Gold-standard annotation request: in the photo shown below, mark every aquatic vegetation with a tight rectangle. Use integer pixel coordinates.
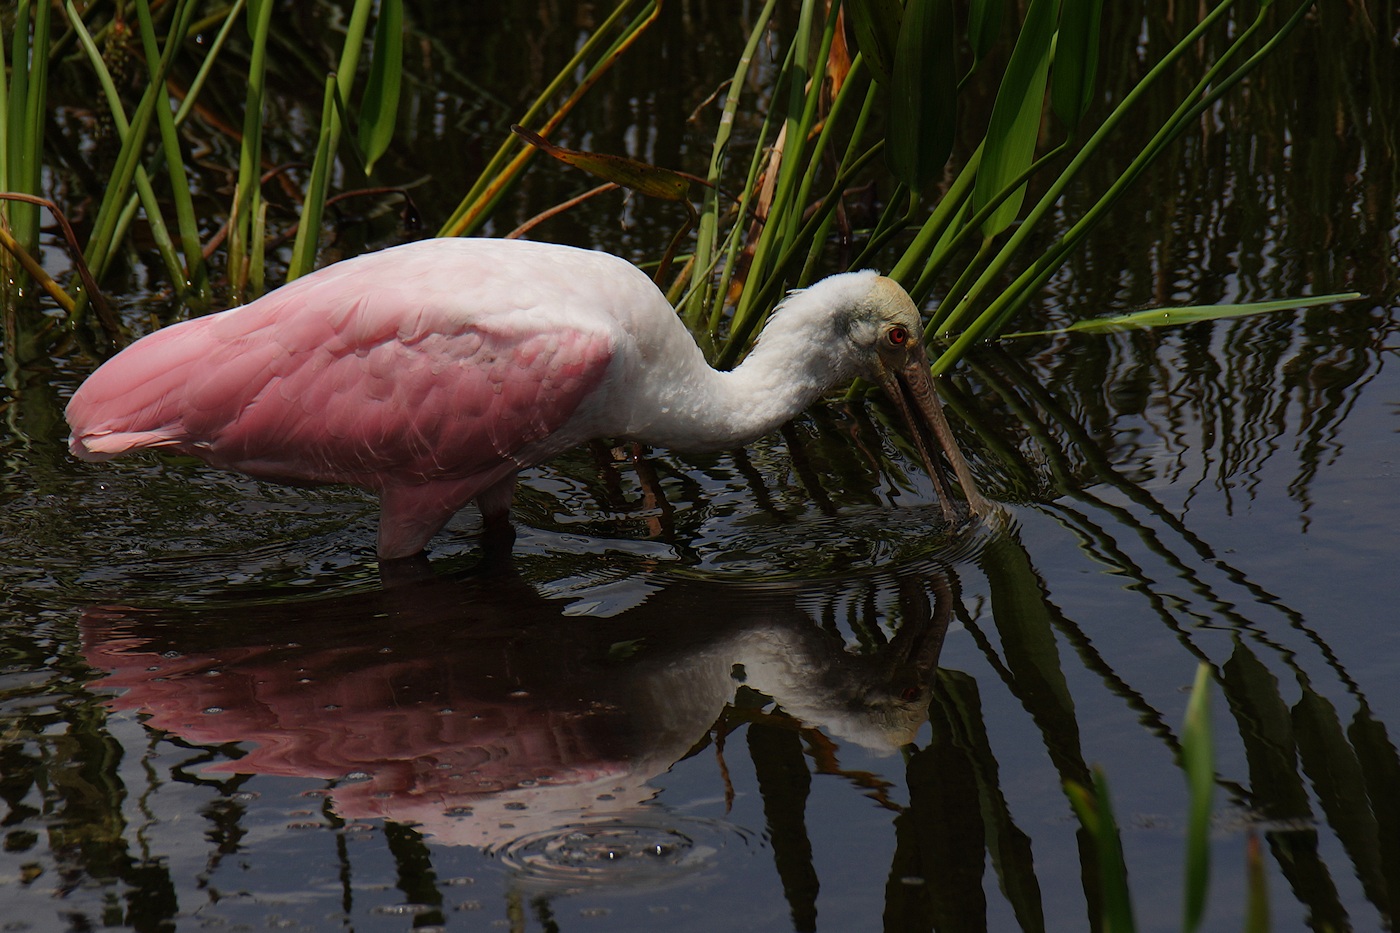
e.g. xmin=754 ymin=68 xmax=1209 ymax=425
xmin=2 ymin=0 xmax=1339 ymax=371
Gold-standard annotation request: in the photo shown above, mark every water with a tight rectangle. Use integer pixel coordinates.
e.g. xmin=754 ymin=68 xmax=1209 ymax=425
xmin=3 ymin=2 xmax=1399 ymax=931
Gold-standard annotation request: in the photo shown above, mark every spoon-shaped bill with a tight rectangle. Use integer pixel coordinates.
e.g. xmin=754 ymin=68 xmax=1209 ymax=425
xmin=875 ymin=346 xmax=989 ymax=523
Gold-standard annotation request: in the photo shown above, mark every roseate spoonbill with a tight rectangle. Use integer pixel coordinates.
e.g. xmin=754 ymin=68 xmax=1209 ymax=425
xmin=67 ymin=238 xmax=984 ymax=559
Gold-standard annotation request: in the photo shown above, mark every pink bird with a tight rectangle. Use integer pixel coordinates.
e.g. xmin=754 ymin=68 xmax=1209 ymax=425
xmin=67 ymin=238 xmax=984 ymax=559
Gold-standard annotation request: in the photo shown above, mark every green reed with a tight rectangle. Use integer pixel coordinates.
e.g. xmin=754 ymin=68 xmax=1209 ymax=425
xmin=2 ymin=0 xmax=406 ymax=319
xmin=5 ymin=1 xmax=1324 ymax=359
xmin=2 ymin=0 xmax=49 ymax=258
xmin=664 ymin=0 xmax=1329 ymax=376
xmin=1067 ymin=664 xmax=1270 ymax=932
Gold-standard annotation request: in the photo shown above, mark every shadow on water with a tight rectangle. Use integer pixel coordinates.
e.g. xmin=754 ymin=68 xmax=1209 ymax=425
xmin=68 ymin=545 xmax=968 ymax=929
xmin=78 ymin=562 xmax=954 ymax=854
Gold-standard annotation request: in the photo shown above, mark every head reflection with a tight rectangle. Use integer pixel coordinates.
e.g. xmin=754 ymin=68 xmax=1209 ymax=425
xmin=81 ymin=562 xmax=954 ymax=870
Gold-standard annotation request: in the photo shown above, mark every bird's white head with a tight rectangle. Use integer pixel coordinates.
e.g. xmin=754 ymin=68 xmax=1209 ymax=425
xmin=762 ymin=270 xmax=927 ymax=387
xmin=759 ymin=271 xmax=986 ymax=521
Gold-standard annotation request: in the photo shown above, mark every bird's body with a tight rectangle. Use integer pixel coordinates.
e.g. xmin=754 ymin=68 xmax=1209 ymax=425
xmin=68 ymin=238 xmax=983 ymax=559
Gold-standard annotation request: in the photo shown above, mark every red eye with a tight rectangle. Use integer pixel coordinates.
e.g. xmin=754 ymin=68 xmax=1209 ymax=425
xmin=887 ymin=326 xmax=908 ymax=346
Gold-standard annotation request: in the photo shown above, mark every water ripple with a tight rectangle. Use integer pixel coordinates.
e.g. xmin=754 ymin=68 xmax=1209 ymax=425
xmin=487 ymin=814 xmax=757 ymax=890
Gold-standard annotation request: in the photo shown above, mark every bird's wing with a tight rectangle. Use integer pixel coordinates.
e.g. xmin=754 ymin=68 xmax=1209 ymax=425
xmin=68 ymin=285 xmax=618 ymax=489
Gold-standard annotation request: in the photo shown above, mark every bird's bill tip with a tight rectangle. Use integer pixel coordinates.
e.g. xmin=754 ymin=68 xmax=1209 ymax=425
xmin=881 ymin=356 xmax=989 ymax=522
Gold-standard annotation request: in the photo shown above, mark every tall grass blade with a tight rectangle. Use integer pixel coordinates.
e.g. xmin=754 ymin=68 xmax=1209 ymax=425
xmin=358 ymin=0 xmax=403 ymax=176
xmin=1051 ymin=0 xmax=1105 ymax=128
xmin=0 ymin=8 xmax=10 ymax=228
xmin=134 ymin=0 xmax=209 ymax=302
xmin=927 ymin=0 xmax=1317 ymax=373
xmin=971 ymin=0 xmax=1058 ymax=237
xmin=1244 ymin=834 xmax=1270 ymax=933
xmin=885 ymin=0 xmax=957 ymax=192
xmin=844 ymin=0 xmax=902 ymax=86
xmin=966 ymin=0 xmax=1005 ymax=66
xmin=1066 ymin=769 xmax=1136 ymax=932
xmin=684 ymin=0 xmax=780 ymax=327
xmin=230 ymin=0 xmax=275 ymax=297
xmin=437 ymin=1 xmax=660 ymax=239
xmin=288 ymin=74 xmax=340 ymax=280
xmin=1002 ymin=293 xmax=1363 ymax=337
xmin=173 ymin=1 xmax=246 ymax=127
xmin=7 ymin=0 xmax=50 ymax=253
xmin=75 ymin=0 xmax=205 ymax=291
xmin=1181 ymin=663 xmax=1215 ymax=933
xmin=288 ymin=0 xmax=376 ymax=280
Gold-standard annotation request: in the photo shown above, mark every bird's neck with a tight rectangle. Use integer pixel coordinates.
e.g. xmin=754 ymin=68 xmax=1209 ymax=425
xmin=633 ymin=322 xmax=853 ymax=452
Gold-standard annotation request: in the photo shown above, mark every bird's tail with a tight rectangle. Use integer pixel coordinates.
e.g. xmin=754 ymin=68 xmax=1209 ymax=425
xmin=65 ymin=317 xmax=207 ymax=463
xmin=69 ymin=430 xmax=182 ymax=462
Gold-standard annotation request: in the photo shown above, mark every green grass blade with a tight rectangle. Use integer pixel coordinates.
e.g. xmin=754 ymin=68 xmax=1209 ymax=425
xmin=721 ymin=0 xmax=828 ymax=360
xmin=172 ymin=0 xmax=245 ymax=126
xmin=251 ymin=199 xmax=268 ymax=296
xmin=230 ymin=0 xmax=275 ymax=296
xmin=1002 ymin=292 xmax=1363 ymax=337
xmin=1181 ymin=663 xmax=1215 ymax=933
xmin=772 ymin=0 xmax=829 ymax=253
xmin=0 ymin=8 xmax=10 ymax=201
xmin=971 ymin=0 xmax=1058 ymax=237
xmin=1051 ymin=0 xmax=1106 ymax=128
xmin=72 ymin=0 xmax=197 ymax=289
xmin=288 ymin=74 xmax=339 ymax=280
xmin=1066 ymin=769 xmax=1136 ymax=933
xmin=684 ymin=0 xmax=780 ymax=327
xmin=966 ymin=0 xmax=1005 ymax=66
xmin=358 ymin=0 xmax=403 ymax=176
xmin=790 ymin=56 xmax=874 ymax=282
xmin=889 ymin=144 xmax=981 ymax=285
xmin=7 ymin=0 xmax=50 ymax=252
xmin=927 ymin=0 xmax=1314 ymax=372
xmin=914 ymin=139 xmax=1068 ymax=315
xmin=706 ymin=108 xmax=777 ymax=334
xmin=437 ymin=1 xmax=658 ymax=239
xmin=1244 ymin=833 xmax=1270 ymax=933
xmin=287 ymin=0 xmax=375 ymax=279
xmin=885 ymin=0 xmax=957 ymax=192
xmin=134 ymin=0 xmax=209 ymax=302
xmin=844 ymin=0 xmax=901 ymax=85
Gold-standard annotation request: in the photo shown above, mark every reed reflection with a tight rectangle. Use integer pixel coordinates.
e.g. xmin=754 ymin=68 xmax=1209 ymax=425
xmin=80 ymin=561 xmax=954 ymax=863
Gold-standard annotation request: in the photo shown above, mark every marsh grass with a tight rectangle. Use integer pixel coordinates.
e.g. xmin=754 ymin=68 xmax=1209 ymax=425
xmin=1067 ymin=665 xmax=1271 ymax=932
xmin=662 ymin=0 xmax=1339 ymax=376
xmin=2 ymin=0 xmax=1333 ymax=365
xmin=0 ymin=0 xmax=1351 ymax=499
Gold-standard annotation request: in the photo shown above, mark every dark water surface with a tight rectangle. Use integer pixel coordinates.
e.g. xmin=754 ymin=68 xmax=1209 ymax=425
xmin=3 ymin=2 xmax=1399 ymax=931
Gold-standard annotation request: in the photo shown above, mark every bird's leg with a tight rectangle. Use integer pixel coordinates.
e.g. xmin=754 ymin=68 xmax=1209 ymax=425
xmin=627 ymin=442 xmax=675 ymax=540
xmin=588 ymin=441 xmax=631 ymax=509
xmin=378 ymin=551 xmax=436 ymax=588
xmin=378 ymin=475 xmax=506 ymax=560
xmin=477 ymin=472 xmax=519 ymax=559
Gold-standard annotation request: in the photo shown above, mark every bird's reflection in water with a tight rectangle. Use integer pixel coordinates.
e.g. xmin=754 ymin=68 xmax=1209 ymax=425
xmin=80 ymin=560 xmax=954 ymax=884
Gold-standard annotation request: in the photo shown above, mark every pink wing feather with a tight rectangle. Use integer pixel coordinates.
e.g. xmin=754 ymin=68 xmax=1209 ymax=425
xmin=63 ymin=239 xmax=666 ymax=557
xmin=67 ymin=250 xmax=616 ymax=488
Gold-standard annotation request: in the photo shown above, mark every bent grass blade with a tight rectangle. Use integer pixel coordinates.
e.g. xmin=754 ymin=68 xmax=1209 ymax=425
xmin=1001 ymin=293 xmax=1364 ymax=338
